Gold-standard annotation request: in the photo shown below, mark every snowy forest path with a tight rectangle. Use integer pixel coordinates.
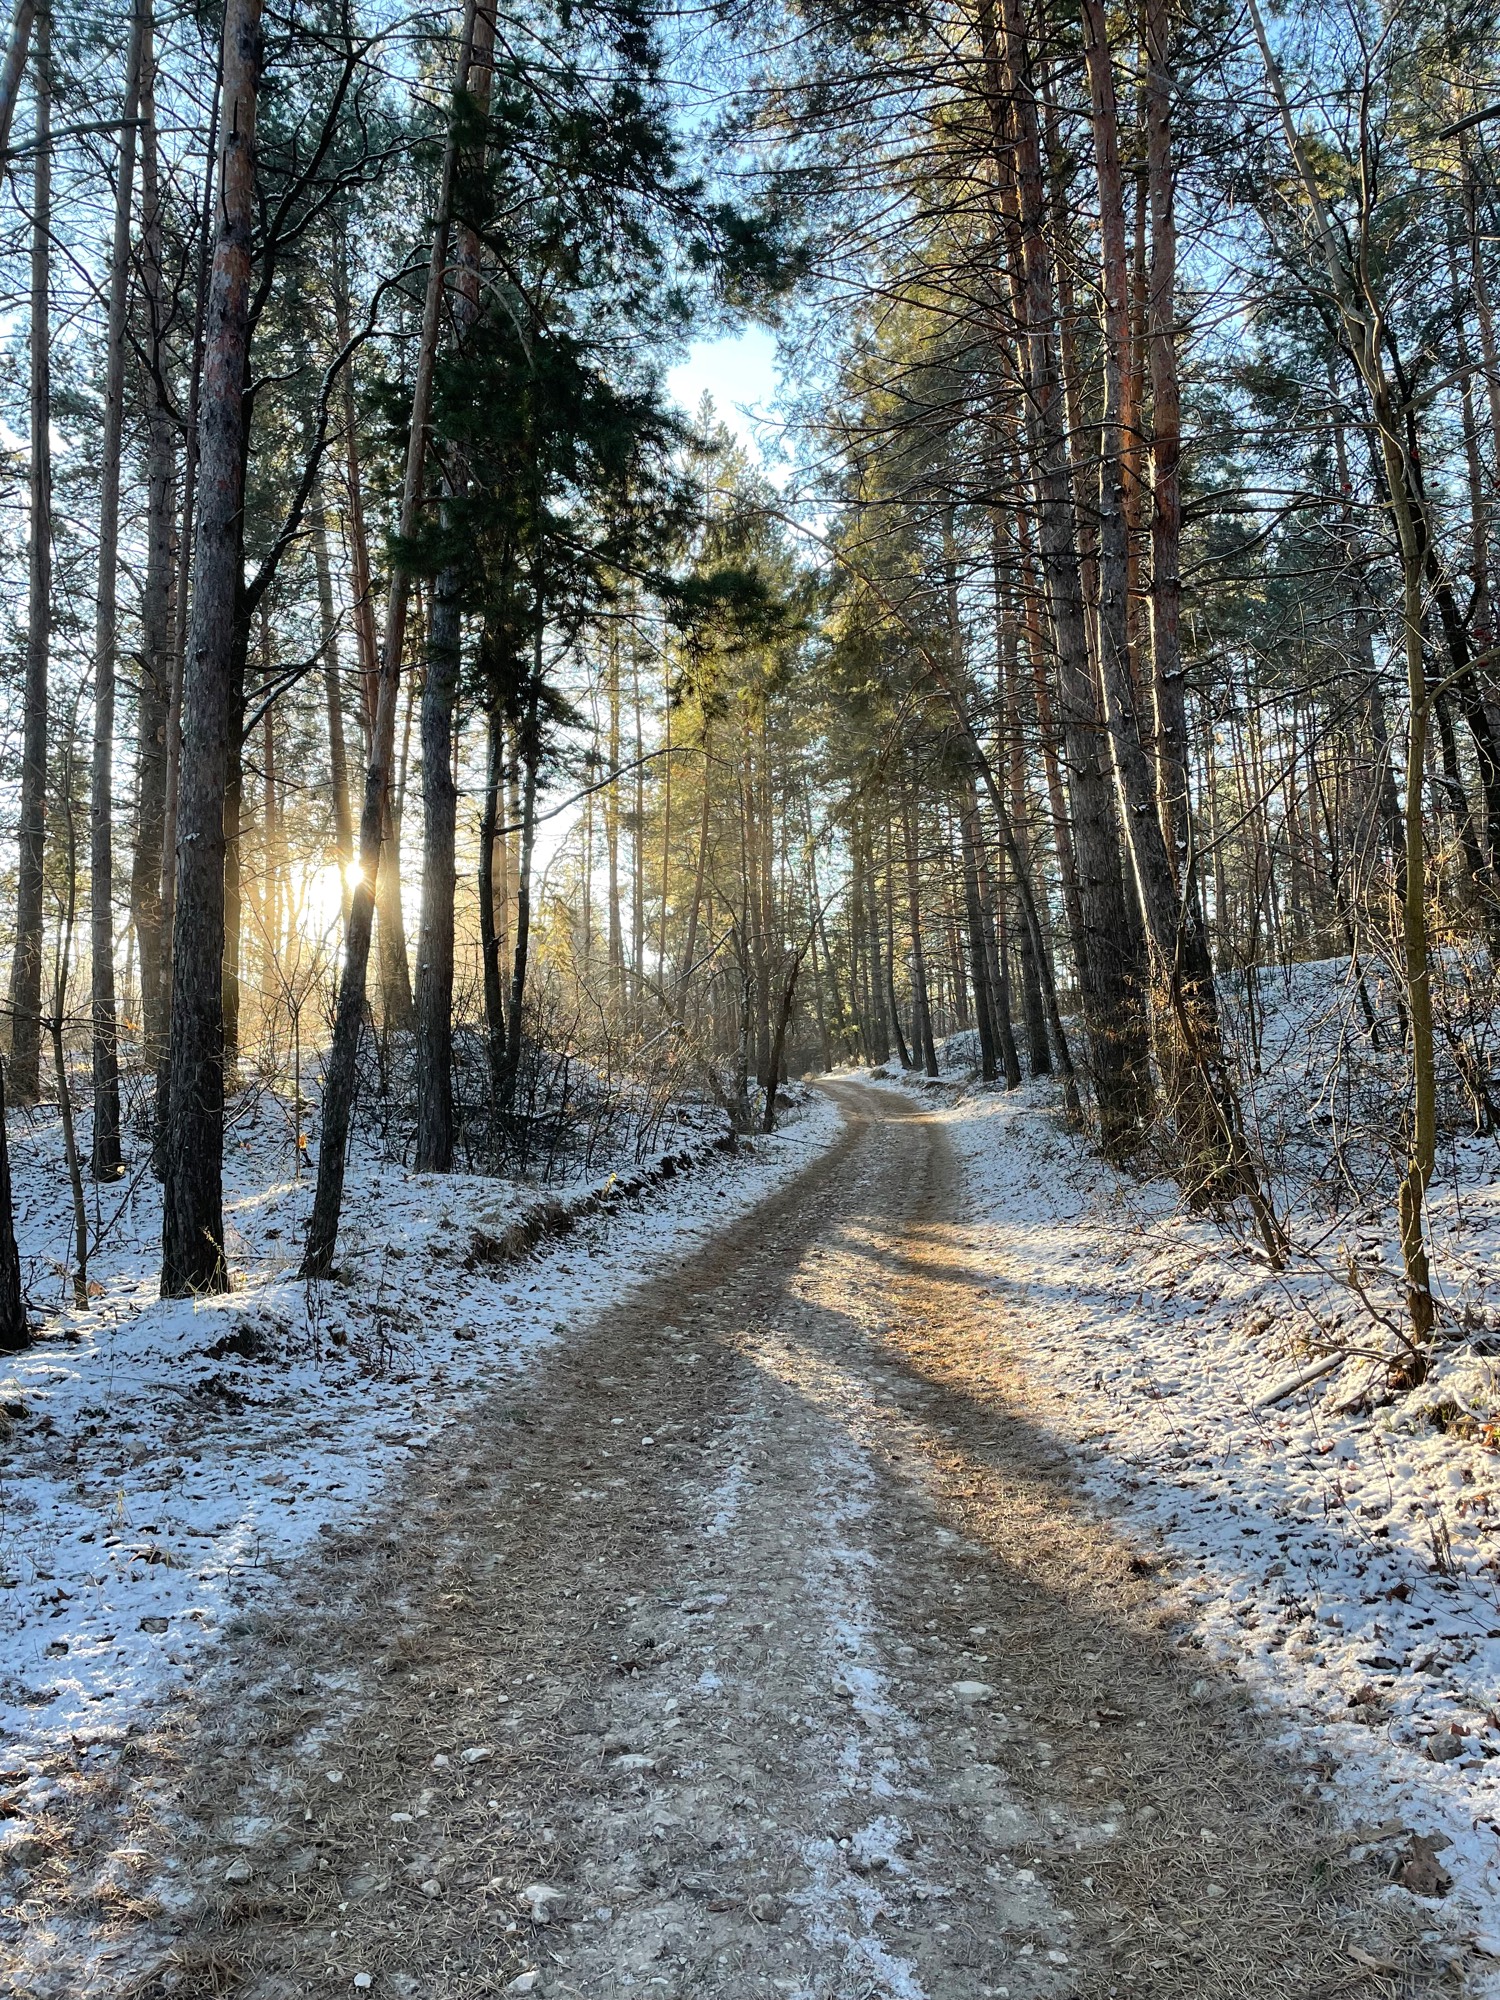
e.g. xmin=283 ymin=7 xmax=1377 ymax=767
xmin=68 ymin=1086 xmax=1415 ymax=2000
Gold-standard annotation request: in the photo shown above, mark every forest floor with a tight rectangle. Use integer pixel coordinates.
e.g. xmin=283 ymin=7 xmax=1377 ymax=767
xmin=0 ymin=1080 xmax=1469 ymax=1999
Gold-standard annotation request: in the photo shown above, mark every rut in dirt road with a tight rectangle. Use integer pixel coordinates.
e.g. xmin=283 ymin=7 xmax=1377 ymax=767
xmin=39 ymin=1085 xmax=1422 ymax=2000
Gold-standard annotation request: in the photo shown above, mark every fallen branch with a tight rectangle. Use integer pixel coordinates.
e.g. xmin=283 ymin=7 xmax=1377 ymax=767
xmin=1252 ymin=1352 xmax=1347 ymax=1409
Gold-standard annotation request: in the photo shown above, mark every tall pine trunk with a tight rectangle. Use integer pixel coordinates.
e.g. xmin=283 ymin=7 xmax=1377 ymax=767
xmin=477 ymin=700 xmax=507 ymax=1107
xmin=89 ymin=0 xmax=146 ymax=1180
xmin=1082 ymin=0 xmax=1231 ymax=1186
xmin=302 ymin=0 xmax=473 ymax=1277
xmin=414 ymin=0 xmax=494 ymax=1171
xmin=161 ymin=0 xmax=262 ymax=1296
xmin=990 ymin=0 xmax=1148 ymax=1146
xmin=131 ymin=0 xmax=173 ymax=1071
xmin=153 ymin=71 xmax=217 ymax=1177
xmin=500 ymin=674 xmax=541 ymax=1106
xmin=311 ymin=487 xmax=353 ymax=898
xmin=8 ymin=5 xmax=49 ymax=1104
xmin=0 ymin=1063 xmax=28 ymax=1351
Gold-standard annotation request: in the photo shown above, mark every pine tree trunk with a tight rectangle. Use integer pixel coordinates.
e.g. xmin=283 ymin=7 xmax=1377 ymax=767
xmin=8 ymin=7 xmax=49 ymax=1104
xmin=414 ymin=0 xmax=493 ymax=1170
xmin=311 ymin=489 xmax=353 ymax=900
xmin=973 ymin=806 xmax=1022 ymax=1087
xmin=89 ymin=0 xmax=146 ymax=1180
xmin=959 ymin=790 xmax=999 ymax=1082
xmin=131 ymin=0 xmax=172 ymax=1071
xmin=0 ymin=0 xmax=35 ymax=158
xmin=903 ymin=782 xmax=939 ymax=1078
xmin=1143 ymin=0 xmax=1199 ymax=921
xmin=478 ymin=700 xmax=507 ymax=1105
xmin=222 ymin=676 xmax=244 ymax=1066
xmin=0 ymin=1062 xmax=29 ymax=1351
xmin=863 ymin=834 xmax=890 ymax=1063
xmin=989 ymin=0 xmax=1148 ymax=1144
xmin=161 ymin=0 xmax=262 ymax=1297
xmin=606 ymin=621 xmax=624 ymax=1004
xmin=153 ymin=68 xmax=217 ymax=1176
xmin=1005 ymin=620 xmax=1051 ymax=1075
xmin=414 ymin=564 xmax=462 ymax=1170
xmin=676 ymin=723 xmax=712 ymax=1014
xmin=302 ymin=0 xmax=473 ymax=1278
xmin=500 ymin=676 xmax=541 ymax=1105
xmin=1081 ymin=0 xmax=1228 ymax=1181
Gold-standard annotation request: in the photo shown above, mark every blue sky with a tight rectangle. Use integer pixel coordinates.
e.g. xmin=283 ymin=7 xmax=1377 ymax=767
xmin=666 ymin=325 xmax=779 ymax=461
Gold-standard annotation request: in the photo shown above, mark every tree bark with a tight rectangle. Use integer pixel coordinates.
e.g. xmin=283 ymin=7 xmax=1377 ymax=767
xmin=8 ymin=4 xmax=49 ymax=1104
xmin=959 ymin=788 xmax=1000 ymax=1082
xmin=0 ymin=0 xmax=34 ymax=159
xmin=302 ymin=1 xmax=473 ymax=1277
xmin=988 ymin=0 xmax=1149 ymax=1145
xmin=153 ymin=69 xmax=217 ymax=1177
xmin=903 ymin=775 xmax=939 ymax=1077
xmin=311 ymin=487 xmax=353 ymax=899
xmin=131 ymin=0 xmax=173 ymax=1071
xmin=500 ymin=674 xmax=541 ymax=1105
xmin=0 ymin=1063 xmax=29 ymax=1351
xmin=88 ymin=0 xmax=146 ymax=1180
xmin=478 ymin=698 xmax=507 ymax=1104
xmin=1081 ymin=0 xmax=1232 ymax=1187
xmin=414 ymin=0 xmax=494 ymax=1171
xmin=160 ymin=0 xmax=262 ymax=1297
xmin=414 ymin=565 xmax=462 ymax=1168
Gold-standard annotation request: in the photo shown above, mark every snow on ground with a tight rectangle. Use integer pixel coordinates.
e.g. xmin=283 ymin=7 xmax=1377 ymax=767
xmin=0 ymin=1082 xmax=841 ymax=1870
xmin=859 ymin=1051 xmax=1500 ymax=1965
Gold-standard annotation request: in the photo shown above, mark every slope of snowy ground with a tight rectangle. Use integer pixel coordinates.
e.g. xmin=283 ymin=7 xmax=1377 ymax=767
xmin=863 ymin=1052 xmax=1500 ymax=1971
xmin=0 ymin=1084 xmax=841 ymax=1878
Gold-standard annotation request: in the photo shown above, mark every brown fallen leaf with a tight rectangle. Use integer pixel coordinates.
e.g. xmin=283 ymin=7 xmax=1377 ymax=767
xmin=1395 ymin=1831 xmax=1453 ymax=1898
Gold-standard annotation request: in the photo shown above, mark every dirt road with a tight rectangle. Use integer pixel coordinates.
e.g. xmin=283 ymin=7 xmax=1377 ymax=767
xmin=29 ymin=1084 xmax=1430 ymax=1999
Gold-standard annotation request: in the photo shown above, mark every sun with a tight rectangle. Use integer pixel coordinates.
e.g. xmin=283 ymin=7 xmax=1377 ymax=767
xmin=297 ymin=860 xmax=361 ymax=941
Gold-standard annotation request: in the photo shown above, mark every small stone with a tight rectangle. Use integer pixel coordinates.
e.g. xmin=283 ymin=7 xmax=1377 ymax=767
xmin=640 ymin=1437 xmax=656 ymax=1448
xmin=224 ymin=1858 xmax=253 ymax=1884
xmin=1046 ymin=1949 xmax=1068 ymax=1965
xmin=950 ymin=1681 xmax=995 ymax=1705
xmin=353 ymin=1979 xmax=373 ymax=1992
xmin=749 ymin=1892 xmax=782 ymax=1923
xmin=139 ymin=1616 xmax=169 ymax=1635
xmin=325 ymin=1769 xmax=344 ymax=1784
xmin=461 ymin=1746 xmax=494 ymax=1765
xmin=507 ymin=1975 xmax=541 ymax=1994
xmin=419 ymin=1878 xmax=442 ymax=1898
xmin=612 ymin=1753 xmax=655 ymax=1772
xmin=1425 ymin=1732 xmax=1464 ymax=1763
xmin=519 ymin=1883 xmax=566 ymax=1923
xmin=431 ymin=1754 xmax=450 ymax=1769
